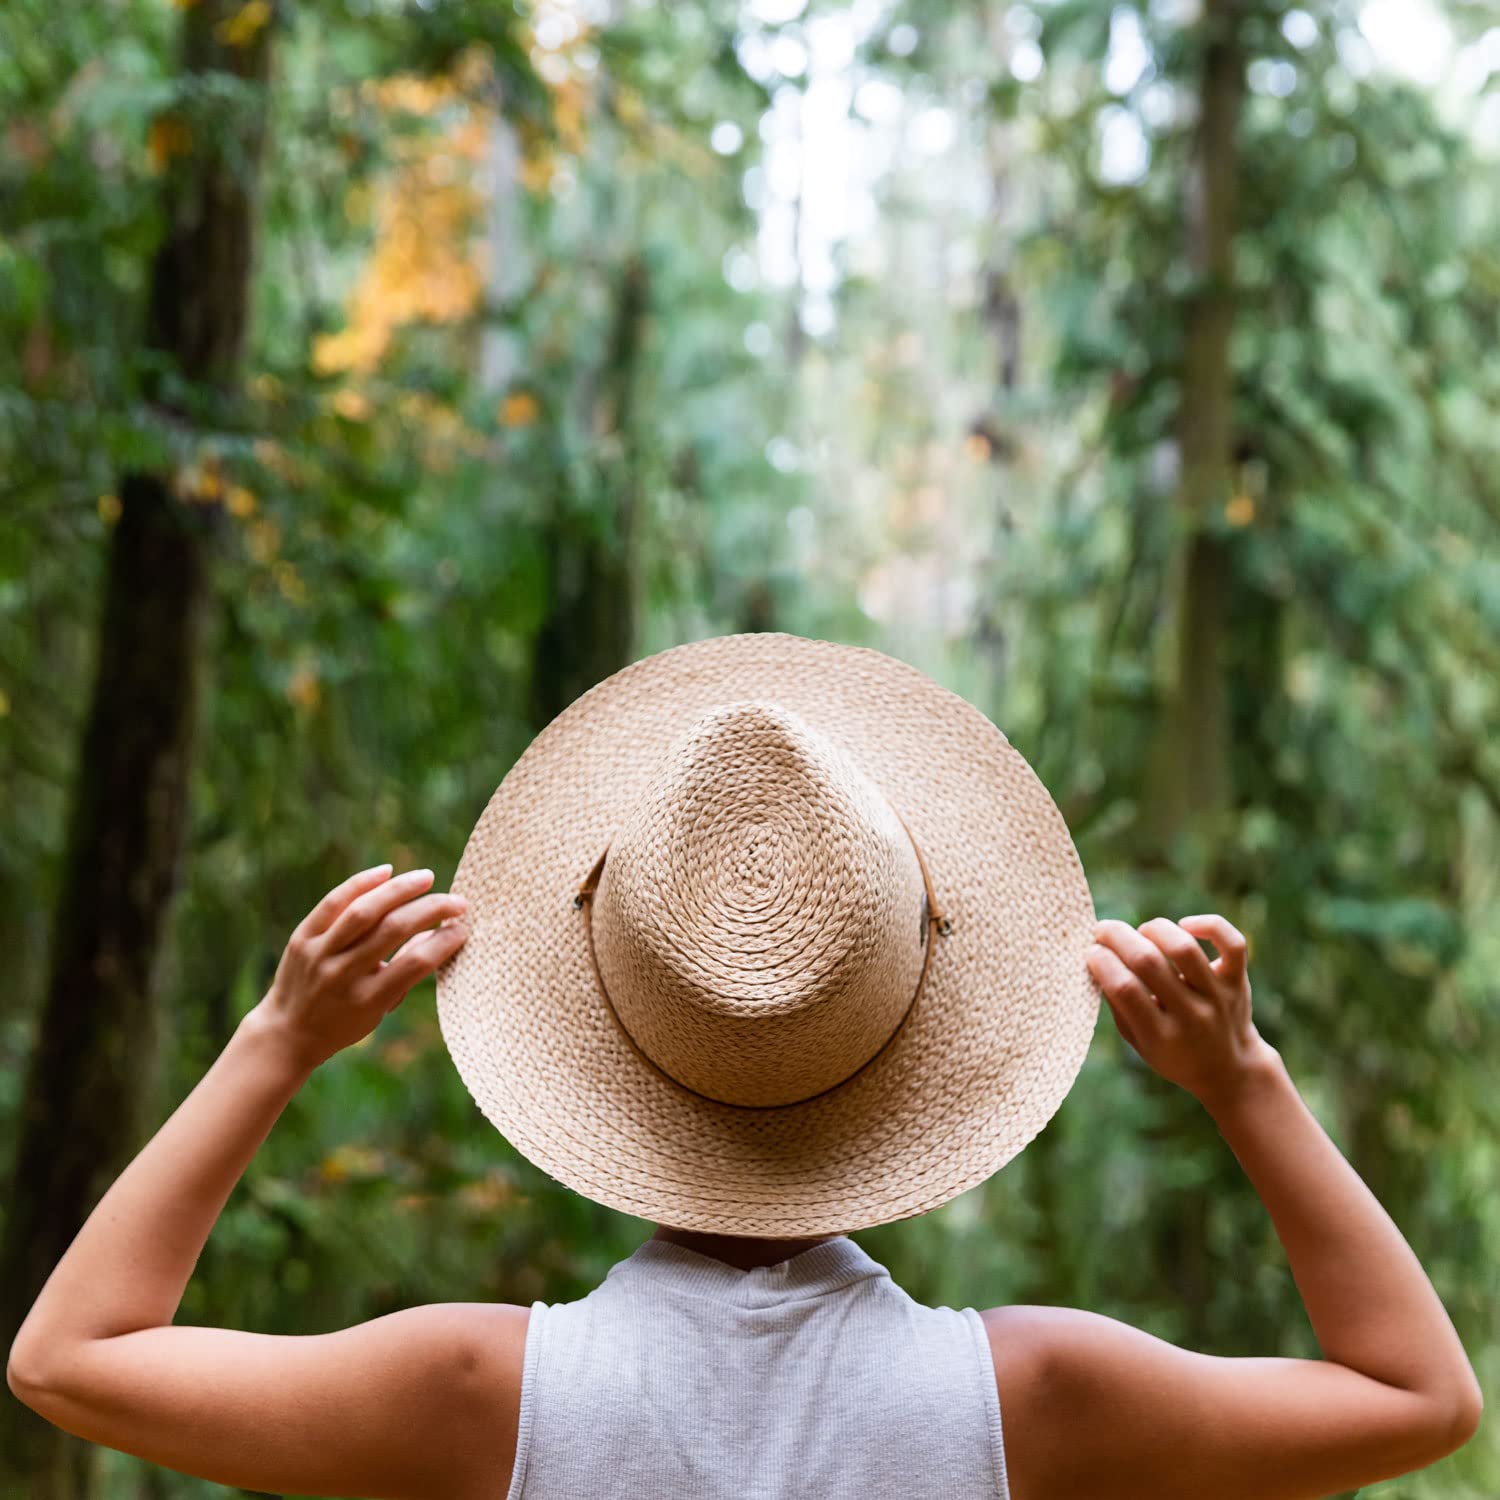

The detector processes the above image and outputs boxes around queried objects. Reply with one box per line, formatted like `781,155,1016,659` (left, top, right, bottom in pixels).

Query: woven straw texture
435,633,1100,1237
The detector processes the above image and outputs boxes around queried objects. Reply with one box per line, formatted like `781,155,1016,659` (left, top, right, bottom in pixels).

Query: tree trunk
972,0,1024,712
528,254,647,728
1136,0,1245,1352
0,6,273,1495
1142,0,1243,856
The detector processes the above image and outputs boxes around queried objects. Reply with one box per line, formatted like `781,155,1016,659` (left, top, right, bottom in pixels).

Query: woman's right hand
1087,913,1277,1108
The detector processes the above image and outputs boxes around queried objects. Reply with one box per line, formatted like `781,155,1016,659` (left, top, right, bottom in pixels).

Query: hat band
572,811,952,1113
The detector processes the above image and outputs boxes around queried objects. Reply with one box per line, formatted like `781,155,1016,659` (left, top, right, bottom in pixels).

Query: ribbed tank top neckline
608,1234,890,1306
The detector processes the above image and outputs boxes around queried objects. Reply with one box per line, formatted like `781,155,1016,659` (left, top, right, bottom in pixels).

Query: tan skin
7,871,1483,1499
648,1225,837,1269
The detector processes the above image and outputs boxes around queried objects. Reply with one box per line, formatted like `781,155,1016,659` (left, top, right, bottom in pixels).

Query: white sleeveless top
503,1233,1011,1500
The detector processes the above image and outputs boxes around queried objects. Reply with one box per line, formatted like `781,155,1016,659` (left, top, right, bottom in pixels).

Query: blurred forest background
3,0,1499,1494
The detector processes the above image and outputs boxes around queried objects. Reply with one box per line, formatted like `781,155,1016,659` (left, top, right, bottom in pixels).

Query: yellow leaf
217,0,271,48
226,484,257,518
312,71,486,379
247,515,281,562
552,77,589,154
253,438,292,477
174,463,222,504
615,86,645,126
500,390,540,428
453,44,495,94
318,1144,383,1183
332,387,372,421
147,115,191,171
0,688,9,717
372,75,452,116
343,183,373,227
1225,494,1255,527
519,150,556,194
98,492,122,525
457,1171,518,1213
286,661,320,709
274,561,308,606
312,328,372,376
382,1036,423,1071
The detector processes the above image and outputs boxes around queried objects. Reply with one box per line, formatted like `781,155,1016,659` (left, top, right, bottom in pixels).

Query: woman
9,635,1484,1499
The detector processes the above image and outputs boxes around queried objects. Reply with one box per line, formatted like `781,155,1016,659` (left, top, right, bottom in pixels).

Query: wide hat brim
435,633,1100,1237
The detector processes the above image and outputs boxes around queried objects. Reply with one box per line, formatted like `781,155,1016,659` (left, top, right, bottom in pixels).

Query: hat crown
590,701,928,1107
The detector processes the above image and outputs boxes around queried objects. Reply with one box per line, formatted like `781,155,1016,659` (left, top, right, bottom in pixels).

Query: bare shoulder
332,1299,535,1500
979,1301,1283,1500
447,1301,532,1500
978,1303,1470,1500
977,1304,1075,1500
9,1297,534,1500
978,1302,1171,1500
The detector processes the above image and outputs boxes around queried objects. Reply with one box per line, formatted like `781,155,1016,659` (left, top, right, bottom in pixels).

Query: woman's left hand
251,863,468,1069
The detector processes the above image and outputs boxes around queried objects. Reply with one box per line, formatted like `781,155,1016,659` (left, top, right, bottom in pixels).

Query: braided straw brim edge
435,633,1100,1237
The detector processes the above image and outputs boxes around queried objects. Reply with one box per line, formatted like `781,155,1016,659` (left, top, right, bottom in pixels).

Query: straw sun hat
435,632,1099,1238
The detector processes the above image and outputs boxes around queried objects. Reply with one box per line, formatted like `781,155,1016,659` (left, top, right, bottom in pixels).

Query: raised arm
2,865,525,1500
986,914,1483,1500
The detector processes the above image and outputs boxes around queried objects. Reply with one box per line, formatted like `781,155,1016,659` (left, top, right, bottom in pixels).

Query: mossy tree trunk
528,253,648,729
0,6,273,1494
1142,0,1244,859
1138,0,1246,1351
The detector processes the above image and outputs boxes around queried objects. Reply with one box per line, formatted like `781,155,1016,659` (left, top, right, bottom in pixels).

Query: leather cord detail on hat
573,845,609,910
890,806,953,943
571,814,951,1114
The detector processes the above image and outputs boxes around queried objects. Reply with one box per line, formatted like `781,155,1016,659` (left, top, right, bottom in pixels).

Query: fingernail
454,895,468,909
414,867,433,883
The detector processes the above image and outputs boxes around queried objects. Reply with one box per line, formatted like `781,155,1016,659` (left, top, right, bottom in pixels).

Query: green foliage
3,0,1499,1494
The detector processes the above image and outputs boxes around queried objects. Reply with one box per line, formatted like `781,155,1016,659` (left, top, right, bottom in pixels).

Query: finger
299,864,394,940
1092,919,1196,1007
1098,984,1141,1051
345,891,467,968
1086,954,1140,1050
1177,914,1248,978
1087,941,1166,1020
324,867,436,952
1137,917,1217,992
366,921,468,1010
